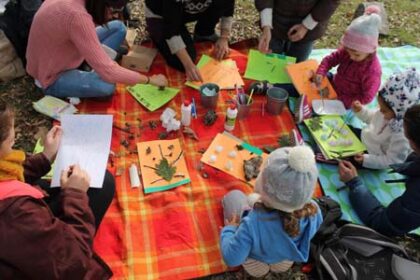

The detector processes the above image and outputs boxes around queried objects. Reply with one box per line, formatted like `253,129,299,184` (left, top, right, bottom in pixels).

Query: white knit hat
341,6,381,53
254,146,318,213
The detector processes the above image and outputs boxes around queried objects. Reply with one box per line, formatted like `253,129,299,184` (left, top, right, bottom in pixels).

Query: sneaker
248,80,273,95
295,94,312,123
193,33,219,43
289,129,304,146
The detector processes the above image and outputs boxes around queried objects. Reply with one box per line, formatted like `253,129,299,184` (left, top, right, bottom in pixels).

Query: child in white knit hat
220,146,322,278
351,68,420,169
315,6,382,109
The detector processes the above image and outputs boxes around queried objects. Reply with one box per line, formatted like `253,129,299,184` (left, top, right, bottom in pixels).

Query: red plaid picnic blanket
78,40,322,279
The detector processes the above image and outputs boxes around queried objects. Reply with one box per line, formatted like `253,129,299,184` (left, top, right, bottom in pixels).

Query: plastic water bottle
181,99,192,126
224,104,238,131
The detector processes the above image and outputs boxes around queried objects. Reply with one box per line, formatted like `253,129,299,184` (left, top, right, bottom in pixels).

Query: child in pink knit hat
315,6,382,109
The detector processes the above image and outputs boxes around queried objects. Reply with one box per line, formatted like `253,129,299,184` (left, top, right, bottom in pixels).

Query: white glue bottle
224,103,238,131
181,99,192,126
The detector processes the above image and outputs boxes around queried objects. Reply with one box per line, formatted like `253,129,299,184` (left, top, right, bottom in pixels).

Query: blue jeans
269,38,314,63
45,20,126,98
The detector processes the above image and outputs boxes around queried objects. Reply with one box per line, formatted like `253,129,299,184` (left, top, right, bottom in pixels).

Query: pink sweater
26,0,141,88
316,48,382,108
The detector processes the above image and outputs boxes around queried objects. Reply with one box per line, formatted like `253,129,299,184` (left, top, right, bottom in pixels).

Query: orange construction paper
286,59,337,104
201,133,268,187
190,58,244,89
137,139,190,193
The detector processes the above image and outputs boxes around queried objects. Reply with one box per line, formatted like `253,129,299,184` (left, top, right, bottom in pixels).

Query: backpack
312,196,420,280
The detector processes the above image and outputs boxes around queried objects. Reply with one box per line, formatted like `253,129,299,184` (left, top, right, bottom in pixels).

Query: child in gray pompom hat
220,146,323,278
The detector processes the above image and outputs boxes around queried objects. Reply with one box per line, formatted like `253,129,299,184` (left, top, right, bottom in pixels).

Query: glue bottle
181,99,192,126
224,103,238,131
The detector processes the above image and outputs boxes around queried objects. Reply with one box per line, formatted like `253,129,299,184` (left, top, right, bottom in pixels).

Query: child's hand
353,154,364,165
225,214,240,227
351,101,363,113
338,160,358,183
314,74,323,88
149,74,168,88
43,125,62,162
258,26,272,54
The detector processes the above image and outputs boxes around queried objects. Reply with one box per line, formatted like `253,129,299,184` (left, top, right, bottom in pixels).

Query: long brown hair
255,202,318,238
0,101,14,144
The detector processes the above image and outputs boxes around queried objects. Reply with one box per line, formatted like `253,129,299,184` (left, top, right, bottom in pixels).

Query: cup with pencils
236,90,254,120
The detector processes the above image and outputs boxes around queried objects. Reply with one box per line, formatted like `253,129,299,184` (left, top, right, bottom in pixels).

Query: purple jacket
316,48,382,108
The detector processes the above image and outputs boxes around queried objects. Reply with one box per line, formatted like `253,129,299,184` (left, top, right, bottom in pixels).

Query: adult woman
255,0,340,62
0,102,114,278
26,0,167,98
145,0,234,82
339,104,420,236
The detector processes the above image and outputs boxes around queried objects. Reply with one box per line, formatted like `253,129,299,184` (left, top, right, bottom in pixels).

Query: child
0,102,114,278
220,146,322,278
339,103,420,236
315,6,382,108
351,68,420,169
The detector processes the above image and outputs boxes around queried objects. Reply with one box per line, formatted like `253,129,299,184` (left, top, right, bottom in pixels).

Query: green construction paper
144,178,191,194
127,84,180,111
244,49,296,84
185,55,237,90
304,115,366,160
33,139,53,180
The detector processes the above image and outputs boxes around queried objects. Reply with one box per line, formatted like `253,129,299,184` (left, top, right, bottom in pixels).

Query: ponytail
279,203,318,237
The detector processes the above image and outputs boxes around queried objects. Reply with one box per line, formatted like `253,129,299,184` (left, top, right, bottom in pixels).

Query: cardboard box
121,45,157,72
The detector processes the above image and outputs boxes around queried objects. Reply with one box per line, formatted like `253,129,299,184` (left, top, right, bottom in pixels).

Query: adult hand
287,24,308,42
338,160,358,183
60,164,90,192
225,214,240,227
185,63,203,82
149,74,168,88
258,26,272,54
214,37,230,60
351,100,363,113
43,126,63,162
353,154,364,165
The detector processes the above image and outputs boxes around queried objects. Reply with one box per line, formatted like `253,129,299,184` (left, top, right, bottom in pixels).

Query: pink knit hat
341,6,381,53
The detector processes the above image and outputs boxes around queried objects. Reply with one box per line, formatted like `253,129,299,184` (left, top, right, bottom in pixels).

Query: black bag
312,197,420,280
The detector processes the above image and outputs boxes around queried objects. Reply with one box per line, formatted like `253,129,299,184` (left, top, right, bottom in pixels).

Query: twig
150,178,165,185
143,165,158,171
170,150,183,166
158,144,164,159
113,124,134,135
174,174,185,178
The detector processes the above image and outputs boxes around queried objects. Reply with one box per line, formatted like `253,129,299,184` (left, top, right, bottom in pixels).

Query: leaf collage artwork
137,139,190,193
304,116,366,159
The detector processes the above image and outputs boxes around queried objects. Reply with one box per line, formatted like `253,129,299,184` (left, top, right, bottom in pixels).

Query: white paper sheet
51,115,113,188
